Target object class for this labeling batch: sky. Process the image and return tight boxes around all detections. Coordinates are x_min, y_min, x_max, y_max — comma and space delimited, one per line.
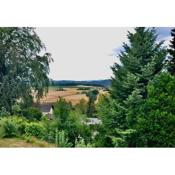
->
36, 27, 172, 81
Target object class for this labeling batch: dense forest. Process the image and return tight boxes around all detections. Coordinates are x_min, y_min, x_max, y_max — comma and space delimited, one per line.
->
0, 27, 175, 147
52, 79, 111, 88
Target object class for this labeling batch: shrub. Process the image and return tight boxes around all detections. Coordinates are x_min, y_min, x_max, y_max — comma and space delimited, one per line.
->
42, 118, 57, 143
54, 98, 72, 124
74, 99, 87, 114
56, 130, 72, 147
77, 87, 90, 90
0, 117, 19, 138
12, 103, 21, 115
22, 107, 42, 121
56, 87, 65, 91
0, 107, 10, 118
25, 122, 46, 139
10, 116, 27, 135
75, 136, 94, 147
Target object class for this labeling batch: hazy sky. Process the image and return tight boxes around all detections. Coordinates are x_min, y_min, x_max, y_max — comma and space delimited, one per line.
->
36, 27, 172, 80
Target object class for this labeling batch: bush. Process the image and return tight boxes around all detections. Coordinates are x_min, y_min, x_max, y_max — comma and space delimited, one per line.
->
22, 107, 42, 121
77, 87, 90, 90
75, 136, 94, 147
0, 117, 19, 138
74, 99, 87, 114
25, 122, 46, 139
56, 130, 72, 147
54, 98, 72, 124
10, 116, 27, 135
0, 107, 10, 118
56, 87, 65, 91
42, 118, 57, 143
12, 103, 22, 115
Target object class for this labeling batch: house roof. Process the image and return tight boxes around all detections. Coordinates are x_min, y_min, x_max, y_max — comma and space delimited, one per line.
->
34, 103, 54, 113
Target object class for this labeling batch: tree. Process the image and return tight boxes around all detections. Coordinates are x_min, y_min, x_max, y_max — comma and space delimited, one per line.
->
96, 28, 167, 147
110, 27, 166, 128
167, 28, 175, 75
53, 98, 72, 125
86, 89, 99, 117
0, 27, 52, 112
135, 73, 175, 147
111, 27, 166, 102
53, 98, 91, 146
74, 99, 87, 114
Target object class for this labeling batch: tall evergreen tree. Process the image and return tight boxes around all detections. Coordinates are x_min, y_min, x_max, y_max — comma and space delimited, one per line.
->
167, 28, 175, 75
96, 28, 167, 147
111, 27, 166, 102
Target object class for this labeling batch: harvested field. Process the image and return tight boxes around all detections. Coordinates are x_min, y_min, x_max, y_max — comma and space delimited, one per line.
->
37, 86, 107, 105
39, 87, 89, 105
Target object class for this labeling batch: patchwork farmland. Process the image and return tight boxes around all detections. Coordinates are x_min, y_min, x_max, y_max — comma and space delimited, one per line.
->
39, 86, 106, 105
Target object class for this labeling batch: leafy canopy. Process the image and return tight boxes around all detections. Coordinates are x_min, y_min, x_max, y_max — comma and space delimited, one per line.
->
0, 27, 52, 111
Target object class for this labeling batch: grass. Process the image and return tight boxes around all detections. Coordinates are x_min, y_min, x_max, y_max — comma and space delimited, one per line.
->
0, 138, 56, 148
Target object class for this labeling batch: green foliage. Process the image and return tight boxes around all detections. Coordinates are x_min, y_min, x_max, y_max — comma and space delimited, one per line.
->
10, 116, 27, 135
74, 99, 88, 114
63, 111, 92, 145
42, 117, 57, 143
75, 136, 94, 147
111, 129, 136, 147
25, 122, 46, 139
77, 87, 90, 90
12, 103, 22, 115
86, 89, 99, 117
55, 130, 72, 147
96, 94, 127, 147
54, 98, 72, 124
53, 98, 92, 145
0, 27, 52, 112
111, 27, 166, 101
134, 73, 175, 147
0, 107, 10, 117
22, 107, 42, 121
124, 89, 143, 128
167, 28, 175, 75
0, 117, 19, 138
96, 28, 168, 147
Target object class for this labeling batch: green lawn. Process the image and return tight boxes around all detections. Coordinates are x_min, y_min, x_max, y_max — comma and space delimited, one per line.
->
0, 138, 56, 148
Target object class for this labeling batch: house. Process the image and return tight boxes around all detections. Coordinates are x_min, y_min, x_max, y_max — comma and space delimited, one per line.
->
35, 103, 54, 119
83, 118, 102, 125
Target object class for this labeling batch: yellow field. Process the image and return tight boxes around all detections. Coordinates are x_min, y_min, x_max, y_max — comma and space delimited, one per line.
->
37, 86, 107, 105
39, 87, 89, 105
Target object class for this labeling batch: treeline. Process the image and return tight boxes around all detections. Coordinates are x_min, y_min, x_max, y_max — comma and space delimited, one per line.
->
52, 79, 111, 88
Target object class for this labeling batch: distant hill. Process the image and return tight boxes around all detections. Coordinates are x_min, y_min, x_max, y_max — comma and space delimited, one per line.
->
51, 79, 111, 88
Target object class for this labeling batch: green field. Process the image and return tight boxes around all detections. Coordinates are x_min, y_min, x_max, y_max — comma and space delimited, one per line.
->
0, 138, 55, 148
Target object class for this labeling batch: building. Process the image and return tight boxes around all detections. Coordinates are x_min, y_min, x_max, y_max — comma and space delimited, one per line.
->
83, 118, 102, 125
35, 103, 54, 119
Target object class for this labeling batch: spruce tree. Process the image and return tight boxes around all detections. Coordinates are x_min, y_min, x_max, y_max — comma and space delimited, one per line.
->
111, 27, 166, 102
167, 28, 175, 75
